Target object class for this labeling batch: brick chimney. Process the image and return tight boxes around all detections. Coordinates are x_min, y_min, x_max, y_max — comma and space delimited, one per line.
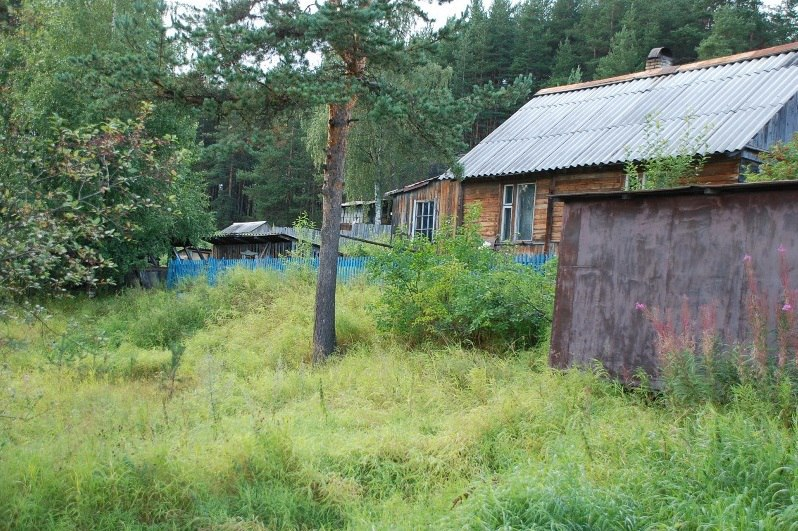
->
646, 47, 673, 71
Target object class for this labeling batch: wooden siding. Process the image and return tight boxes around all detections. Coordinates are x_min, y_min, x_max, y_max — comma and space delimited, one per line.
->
749, 92, 798, 152
388, 157, 743, 248
462, 156, 742, 247
391, 179, 462, 235
462, 180, 501, 239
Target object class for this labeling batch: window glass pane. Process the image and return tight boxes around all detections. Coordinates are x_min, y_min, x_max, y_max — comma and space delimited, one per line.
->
503, 185, 513, 205
515, 183, 535, 240
501, 207, 512, 240
414, 201, 435, 239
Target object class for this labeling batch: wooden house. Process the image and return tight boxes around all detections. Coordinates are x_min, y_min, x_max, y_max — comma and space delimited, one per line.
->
389, 42, 798, 253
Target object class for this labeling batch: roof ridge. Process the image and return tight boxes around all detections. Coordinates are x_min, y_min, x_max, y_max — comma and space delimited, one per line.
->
536, 41, 798, 97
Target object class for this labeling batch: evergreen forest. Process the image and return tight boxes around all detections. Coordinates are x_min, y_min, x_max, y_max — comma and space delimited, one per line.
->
2, 0, 795, 269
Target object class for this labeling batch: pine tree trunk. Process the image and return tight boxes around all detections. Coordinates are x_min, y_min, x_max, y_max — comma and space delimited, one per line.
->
312, 97, 357, 364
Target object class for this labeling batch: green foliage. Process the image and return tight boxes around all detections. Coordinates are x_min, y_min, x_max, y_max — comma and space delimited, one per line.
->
290, 212, 316, 260
746, 132, 798, 182
2, 270, 798, 528
0, 0, 212, 305
369, 211, 556, 349
697, 4, 775, 60
624, 113, 709, 190
0, 105, 213, 307
594, 22, 643, 79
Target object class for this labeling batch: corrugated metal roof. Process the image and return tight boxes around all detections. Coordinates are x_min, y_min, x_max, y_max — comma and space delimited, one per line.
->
217, 221, 270, 235
460, 43, 798, 178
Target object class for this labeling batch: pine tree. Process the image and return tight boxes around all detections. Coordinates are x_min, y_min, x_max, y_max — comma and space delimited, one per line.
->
548, 37, 580, 86
511, 0, 554, 82
186, 0, 472, 362
697, 1, 773, 59
594, 23, 643, 79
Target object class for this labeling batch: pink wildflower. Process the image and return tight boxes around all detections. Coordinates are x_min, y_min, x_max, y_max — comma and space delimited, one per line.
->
779, 244, 787, 254
783, 303, 793, 312
743, 254, 752, 262
635, 302, 646, 311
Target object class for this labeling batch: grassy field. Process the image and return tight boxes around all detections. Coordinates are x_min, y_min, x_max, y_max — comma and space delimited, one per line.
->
1, 269, 797, 529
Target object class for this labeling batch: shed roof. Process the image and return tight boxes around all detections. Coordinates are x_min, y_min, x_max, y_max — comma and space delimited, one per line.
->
211, 222, 303, 242
459, 42, 798, 179
385, 175, 444, 196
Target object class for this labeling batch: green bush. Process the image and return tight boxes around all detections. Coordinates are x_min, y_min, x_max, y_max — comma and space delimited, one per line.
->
368, 212, 556, 349
746, 132, 798, 182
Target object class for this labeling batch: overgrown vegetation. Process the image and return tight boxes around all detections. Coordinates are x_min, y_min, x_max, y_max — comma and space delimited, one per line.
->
369, 213, 556, 349
624, 113, 710, 190
2, 268, 798, 529
0, 105, 213, 308
637, 247, 798, 427
747, 132, 798, 182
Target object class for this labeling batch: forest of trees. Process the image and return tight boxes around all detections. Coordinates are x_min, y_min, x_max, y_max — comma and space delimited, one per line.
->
197, 0, 798, 226
1, 0, 796, 302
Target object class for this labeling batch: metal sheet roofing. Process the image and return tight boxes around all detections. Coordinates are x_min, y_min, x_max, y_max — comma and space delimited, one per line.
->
460, 43, 798, 179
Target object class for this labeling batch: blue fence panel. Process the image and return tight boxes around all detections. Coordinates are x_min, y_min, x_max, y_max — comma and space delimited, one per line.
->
167, 253, 553, 289
514, 253, 554, 270
167, 256, 370, 288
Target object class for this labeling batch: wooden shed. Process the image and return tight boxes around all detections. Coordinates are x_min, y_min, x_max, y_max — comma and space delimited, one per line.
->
386, 176, 463, 238
209, 221, 320, 259
389, 42, 798, 252
550, 181, 798, 382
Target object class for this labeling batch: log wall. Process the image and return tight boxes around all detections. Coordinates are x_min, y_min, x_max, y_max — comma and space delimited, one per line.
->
461, 156, 742, 248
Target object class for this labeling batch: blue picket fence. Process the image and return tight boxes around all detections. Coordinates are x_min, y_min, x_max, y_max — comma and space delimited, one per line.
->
167, 254, 554, 288
166, 257, 370, 288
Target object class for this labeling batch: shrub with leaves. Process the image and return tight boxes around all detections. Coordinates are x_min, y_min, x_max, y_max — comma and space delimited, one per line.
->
0, 103, 212, 309
624, 113, 709, 190
746, 132, 798, 182
368, 210, 556, 349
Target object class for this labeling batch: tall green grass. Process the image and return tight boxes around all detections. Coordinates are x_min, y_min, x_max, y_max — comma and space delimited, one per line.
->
1, 268, 797, 529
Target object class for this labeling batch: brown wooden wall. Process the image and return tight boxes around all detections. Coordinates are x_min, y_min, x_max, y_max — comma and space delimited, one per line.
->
388, 157, 741, 247
461, 156, 741, 249
390, 179, 462, 234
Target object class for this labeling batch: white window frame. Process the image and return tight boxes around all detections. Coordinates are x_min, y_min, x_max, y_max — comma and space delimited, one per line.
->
412, 200, 436, 240
500, 185, 514, 241
513, 183, 536, 241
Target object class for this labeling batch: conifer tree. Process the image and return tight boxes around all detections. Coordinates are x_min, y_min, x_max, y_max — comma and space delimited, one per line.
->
594, 23, 643, 79
186, 0, 475, 362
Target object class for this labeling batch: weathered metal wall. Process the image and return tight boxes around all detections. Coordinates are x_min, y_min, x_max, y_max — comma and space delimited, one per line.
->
550, 183, 798, 381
